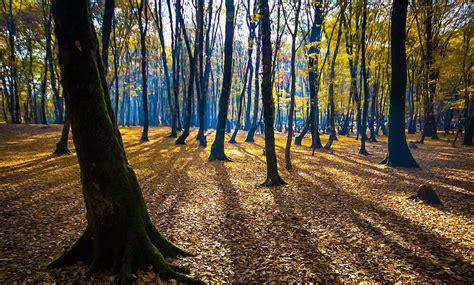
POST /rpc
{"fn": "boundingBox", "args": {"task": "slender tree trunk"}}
[381,0,418,167]
[284,0,301,170]
[324,10,343,150]
[176,0,198,145]
[245,29,261,142]
[229,55,251,143]
[359,0,370,155]
[259,0,286,186]
[53,114,71,154]
[101,0,115,72]
[210,0,235,160]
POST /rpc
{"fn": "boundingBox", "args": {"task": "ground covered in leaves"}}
[0,124,473,283]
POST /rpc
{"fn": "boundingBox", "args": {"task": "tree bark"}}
[259,0,286,186]
[284,0,302,170]
[50,1,200,284]
[359,0,370,155]
[210,0,235,160]
[381,0,419,167]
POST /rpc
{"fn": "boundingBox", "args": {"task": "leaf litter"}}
[0,124,473,283]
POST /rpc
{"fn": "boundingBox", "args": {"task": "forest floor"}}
[0,124,473,283]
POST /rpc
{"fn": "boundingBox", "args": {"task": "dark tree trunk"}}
[53,115,71,155]
[358,0,370,155]
[284,0,301,170]
[153,0,177,137]
[50,1,199,284]
[381,0,418,167]
[43,5,63,124]
[307,1,323,150]
[195,0,207,147]
[245,29,261,142]
[461,29,473,145]
[176,0,198,145]
[101,0,115,71]
[129,0,149,141]
[294,118,309,146]
[420,0,438,142]
[259,0,286,186]
[39,56,49,125]
[324,10,343,150]
[229,54,251,144]
[210,0,235,160]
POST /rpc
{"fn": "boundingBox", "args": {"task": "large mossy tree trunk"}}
[50,1,199,284]
[210,0,235,160]
[259,0,286,186]
[381,0,419,168]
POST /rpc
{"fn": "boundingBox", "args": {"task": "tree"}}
[175,0,198,145]
[53,115,71,155]
[151,0,176,137]
[380,0,418,168]
[129,0,150,141]
[323,8,343,150]
[461,28,473,146]
[259,0,286,186]
[359,0,370,155]
[101,0,115,72]
[284,0,302,170]
[50,0,201,283]
[245,28,261,143]
[209,0,235,160]
[307,0,324,151]
[229,0,255,143]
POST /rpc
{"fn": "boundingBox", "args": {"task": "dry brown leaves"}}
[0,124,473,283]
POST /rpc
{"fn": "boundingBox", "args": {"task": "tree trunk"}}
[323,10,343,150]
[210,0,235,160]
[381,0,418,167]
[176,0,197,145]
[358,0,370,155]
[284,0,301,170]
[101,0,115,72]
[259,0,286,186]
[53,115,71,155]
[245,29,261,142]
[229,54,251,144]
[50,1,200,284]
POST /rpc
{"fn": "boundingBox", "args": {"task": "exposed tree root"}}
[261,175,287,187]
[359,149,370,155]
[49,225,200,285]
[53,142,71,155]
[381,156,420,168]
[176,131,189,145]
[209,152,233,162]
[48,227,93,268]
[197,134,207,147]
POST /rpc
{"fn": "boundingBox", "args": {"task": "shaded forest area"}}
[1,0,473,283]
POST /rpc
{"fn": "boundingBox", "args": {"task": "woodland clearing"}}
[0,124,473,283]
